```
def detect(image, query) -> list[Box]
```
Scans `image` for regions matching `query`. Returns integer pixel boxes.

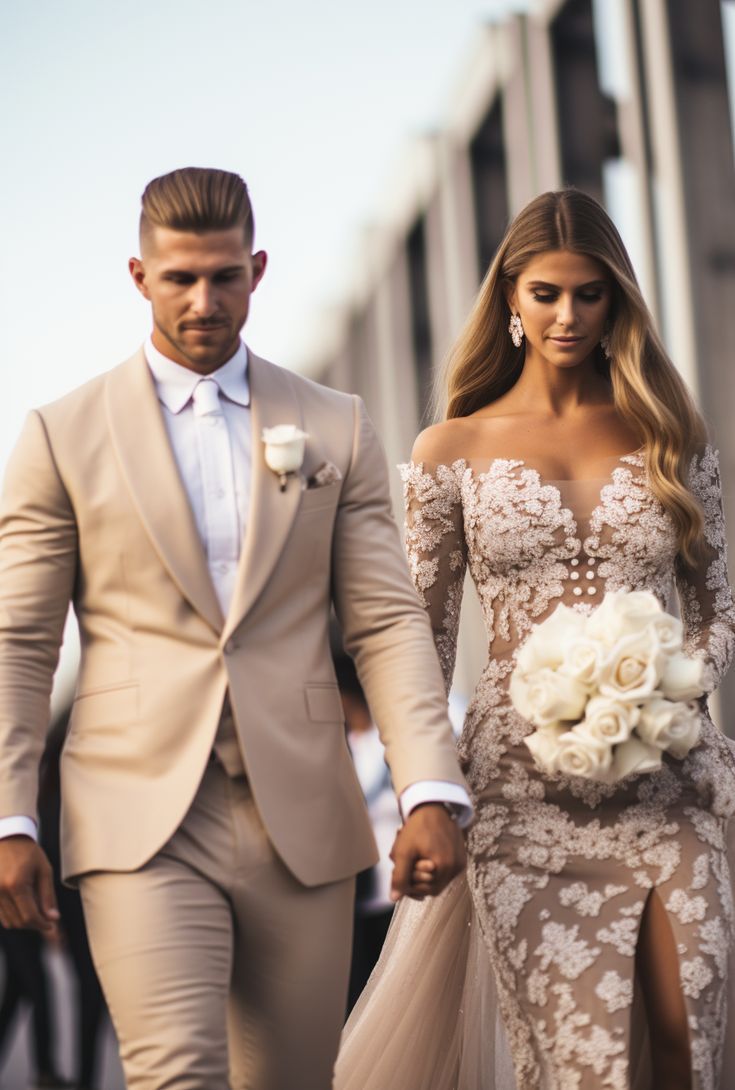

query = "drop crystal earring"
[600,328,612,360]
[509,313,524,348]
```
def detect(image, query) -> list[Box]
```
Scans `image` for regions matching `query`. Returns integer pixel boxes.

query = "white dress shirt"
[147,336,252,613]
[0,338,472,840]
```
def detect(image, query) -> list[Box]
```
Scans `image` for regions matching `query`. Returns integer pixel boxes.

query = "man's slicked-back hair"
[140,167,254,250]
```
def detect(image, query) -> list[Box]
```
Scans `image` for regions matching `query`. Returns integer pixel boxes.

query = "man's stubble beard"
[155,317,241,373]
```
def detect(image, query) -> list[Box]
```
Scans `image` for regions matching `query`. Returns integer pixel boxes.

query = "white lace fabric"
[336,446,735,1090]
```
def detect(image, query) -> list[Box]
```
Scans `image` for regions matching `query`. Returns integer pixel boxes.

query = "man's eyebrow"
[160,263,246,276]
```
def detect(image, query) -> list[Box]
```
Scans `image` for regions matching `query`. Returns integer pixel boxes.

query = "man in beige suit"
[0,168,471,1090]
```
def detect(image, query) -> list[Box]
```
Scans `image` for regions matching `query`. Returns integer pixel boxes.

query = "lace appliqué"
[401,449,735,1089]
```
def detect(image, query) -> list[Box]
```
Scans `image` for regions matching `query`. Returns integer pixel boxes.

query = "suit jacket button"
[224,638,239,654]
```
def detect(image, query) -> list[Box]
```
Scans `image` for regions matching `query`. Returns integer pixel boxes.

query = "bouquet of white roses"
[509,590,705,783]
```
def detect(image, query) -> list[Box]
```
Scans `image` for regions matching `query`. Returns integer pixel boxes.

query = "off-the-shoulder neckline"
[401,449,646,485]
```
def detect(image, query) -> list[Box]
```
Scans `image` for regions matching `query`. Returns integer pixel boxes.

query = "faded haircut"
[139,167,254,249]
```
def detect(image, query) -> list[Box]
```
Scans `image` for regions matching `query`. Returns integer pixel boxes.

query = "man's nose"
[190,280,217,316]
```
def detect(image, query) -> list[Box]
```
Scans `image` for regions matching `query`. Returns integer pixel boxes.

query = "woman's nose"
[556,294,577,327]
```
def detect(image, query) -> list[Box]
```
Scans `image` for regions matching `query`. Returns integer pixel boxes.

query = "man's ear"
[129,257,151,300]
[251,250,268,292]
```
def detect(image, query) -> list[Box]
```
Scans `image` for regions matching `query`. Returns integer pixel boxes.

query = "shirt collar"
[144,337,250,414]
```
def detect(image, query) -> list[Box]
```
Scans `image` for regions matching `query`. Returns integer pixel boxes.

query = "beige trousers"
[79,762,355,1090]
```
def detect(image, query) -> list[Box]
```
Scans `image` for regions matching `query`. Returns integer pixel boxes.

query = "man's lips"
[182,323,227,332]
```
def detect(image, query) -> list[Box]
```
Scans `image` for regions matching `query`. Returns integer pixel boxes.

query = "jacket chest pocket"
[298,483,340,516]
[283,491,339,580]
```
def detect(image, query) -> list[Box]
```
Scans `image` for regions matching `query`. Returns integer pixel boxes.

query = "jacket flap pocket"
[71,683,139,730]
[305,683,343,723]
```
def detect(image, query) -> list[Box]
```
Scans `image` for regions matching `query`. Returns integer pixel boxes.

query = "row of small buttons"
[571,556,598,596]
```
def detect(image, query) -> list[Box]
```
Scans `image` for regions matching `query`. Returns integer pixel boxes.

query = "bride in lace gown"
[334,190,735,1090]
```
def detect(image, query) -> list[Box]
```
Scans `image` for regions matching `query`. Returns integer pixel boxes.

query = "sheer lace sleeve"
[400,462,467,693]
[675,446,735,693]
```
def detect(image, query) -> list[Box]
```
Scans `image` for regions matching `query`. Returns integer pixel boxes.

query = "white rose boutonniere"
[262,425,309,491]
[510,590,706,784]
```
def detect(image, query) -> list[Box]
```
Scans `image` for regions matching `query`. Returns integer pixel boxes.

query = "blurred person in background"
[38,709,107,1090]
[333,649,400,1012]
[0,924,70,1089]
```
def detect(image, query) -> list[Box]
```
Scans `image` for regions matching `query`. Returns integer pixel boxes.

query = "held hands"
[0,836,60,936]
[389,802,466,902]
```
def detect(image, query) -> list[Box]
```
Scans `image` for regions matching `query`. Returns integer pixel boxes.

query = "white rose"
[637,697,701,759]
[581,696,638,746]
[647,614,683,654]
[587,590,662,646]
[509,667,588,728]
[554,727,613,781]
[262,425,309,475]
[559,637,604,689]
[610,736,662,780]
[524,724,566,774]
[659,653,706,702]
[598,628,665,703]
[515,604,587,674]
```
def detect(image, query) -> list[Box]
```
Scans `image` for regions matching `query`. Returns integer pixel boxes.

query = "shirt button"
[217,561,231,575]
[213,488,226,499]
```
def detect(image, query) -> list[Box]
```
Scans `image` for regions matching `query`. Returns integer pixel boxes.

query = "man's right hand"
[389,803,466,902]
[0,836,59,934]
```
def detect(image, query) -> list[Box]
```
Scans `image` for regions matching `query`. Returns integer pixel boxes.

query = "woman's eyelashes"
[530,291,605,304]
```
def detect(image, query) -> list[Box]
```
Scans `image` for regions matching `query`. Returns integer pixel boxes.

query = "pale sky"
[0,0,530,471]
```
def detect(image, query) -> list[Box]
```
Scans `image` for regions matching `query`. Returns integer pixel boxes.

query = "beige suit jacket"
[0,349,467,885]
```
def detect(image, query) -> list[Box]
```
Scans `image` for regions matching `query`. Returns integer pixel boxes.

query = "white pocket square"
[307,462,342,489]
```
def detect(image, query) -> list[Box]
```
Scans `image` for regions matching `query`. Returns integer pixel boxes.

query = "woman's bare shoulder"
[410,418,485,466]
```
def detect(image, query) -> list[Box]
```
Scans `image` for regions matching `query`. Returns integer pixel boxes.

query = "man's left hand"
[389,803,466,902]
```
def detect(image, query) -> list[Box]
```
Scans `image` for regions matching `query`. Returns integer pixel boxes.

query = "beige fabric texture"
[0,348,467,886]
[80,762,355,1090]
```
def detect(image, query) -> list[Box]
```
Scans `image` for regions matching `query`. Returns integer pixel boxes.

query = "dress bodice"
[400,446,735,699]
[336,448,735,1090]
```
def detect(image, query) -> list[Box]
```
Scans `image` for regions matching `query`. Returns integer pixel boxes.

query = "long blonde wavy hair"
[443,189,707,565]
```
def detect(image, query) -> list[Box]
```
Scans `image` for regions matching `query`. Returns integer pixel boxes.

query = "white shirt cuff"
[399,781,474,828]
[0,816,38,841]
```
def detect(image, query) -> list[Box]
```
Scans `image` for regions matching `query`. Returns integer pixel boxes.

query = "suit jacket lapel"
[222,353,304,641]
[105,350,224,633]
